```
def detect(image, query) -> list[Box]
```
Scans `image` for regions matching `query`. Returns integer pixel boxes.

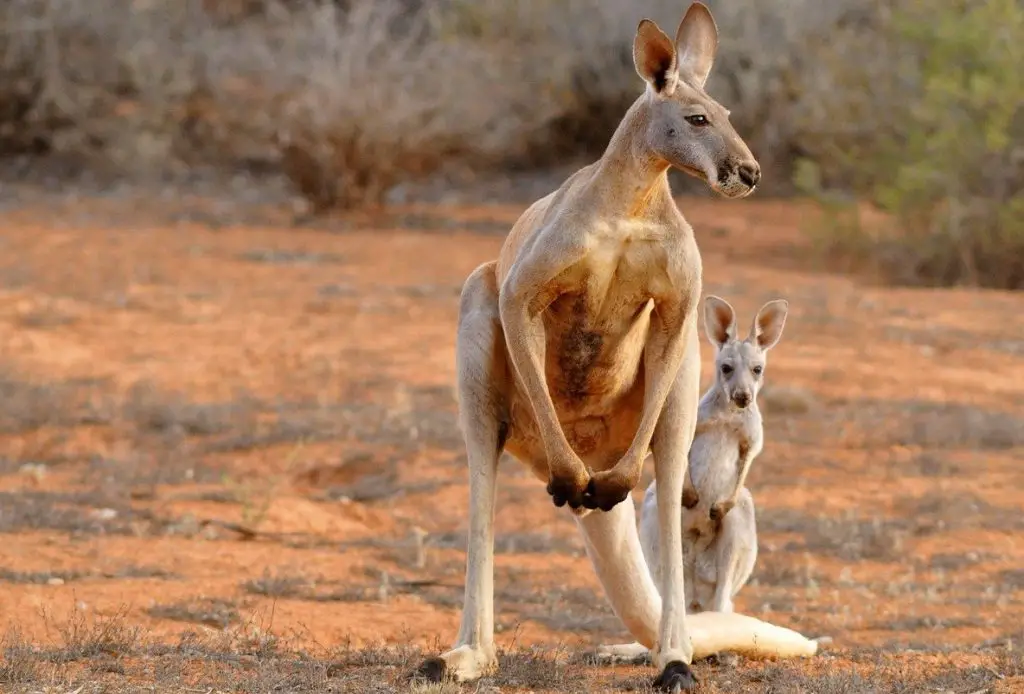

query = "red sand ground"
[0,196,1021,692]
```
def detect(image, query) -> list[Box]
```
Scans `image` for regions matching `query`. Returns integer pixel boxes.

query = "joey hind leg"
[418,263,507,683]
[711,488,757,614]
[702,491,756,670]
[593,642,652,665]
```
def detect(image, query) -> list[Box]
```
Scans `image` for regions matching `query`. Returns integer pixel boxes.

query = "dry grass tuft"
[148,597,241,629]
[0,630,37,684]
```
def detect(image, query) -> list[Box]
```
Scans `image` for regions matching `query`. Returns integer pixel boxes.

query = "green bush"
[800,0,1024,289]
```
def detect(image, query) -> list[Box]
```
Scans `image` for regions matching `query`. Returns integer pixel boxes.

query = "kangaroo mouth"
[712,166,757,199]
[677,164,707,182]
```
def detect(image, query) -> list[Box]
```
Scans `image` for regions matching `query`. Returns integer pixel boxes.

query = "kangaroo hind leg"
[418,262,508,683]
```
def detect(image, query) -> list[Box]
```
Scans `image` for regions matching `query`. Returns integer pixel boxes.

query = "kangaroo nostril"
[738,163,760,188]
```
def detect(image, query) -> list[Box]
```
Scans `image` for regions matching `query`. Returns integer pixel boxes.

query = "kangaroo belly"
[505,386,645,481]
[688,431,741,504]
[503,280,656,479]
[503,297,651,478]
[544,293,652,411]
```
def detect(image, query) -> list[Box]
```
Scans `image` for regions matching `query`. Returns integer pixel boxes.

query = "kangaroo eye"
[685,114,709,126]
[752,365,763,376]
[721,364,733,375]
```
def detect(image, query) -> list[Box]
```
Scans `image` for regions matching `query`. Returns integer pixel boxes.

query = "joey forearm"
[730,436,760,501]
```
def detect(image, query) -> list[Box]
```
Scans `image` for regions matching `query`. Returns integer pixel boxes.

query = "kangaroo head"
[632,2,759,198]
[704,296,789,410]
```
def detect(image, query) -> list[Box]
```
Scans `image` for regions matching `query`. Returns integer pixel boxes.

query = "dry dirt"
[0,191,1022,693]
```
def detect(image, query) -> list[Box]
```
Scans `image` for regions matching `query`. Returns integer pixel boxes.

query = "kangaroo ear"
[634,19,678,94]
[704,295,736,348]
[750,299,789,350]
[674,2,719,88]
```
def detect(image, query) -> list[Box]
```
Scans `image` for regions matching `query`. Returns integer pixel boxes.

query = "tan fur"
[418,4,816,689]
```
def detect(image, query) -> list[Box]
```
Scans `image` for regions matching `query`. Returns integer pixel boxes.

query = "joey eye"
[721,364,734,375]
[752,365,764,376]
[685,114,709,127]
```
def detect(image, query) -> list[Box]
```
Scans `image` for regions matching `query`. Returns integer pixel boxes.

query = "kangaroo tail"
[574,497,822,661]
[688,611,822,659]
[595,614,823,664]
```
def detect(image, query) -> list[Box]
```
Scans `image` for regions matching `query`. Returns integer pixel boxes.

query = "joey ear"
[633,19,677,93]
[750,299,789,350]
[674,2,719,88]
[703,295,736,348]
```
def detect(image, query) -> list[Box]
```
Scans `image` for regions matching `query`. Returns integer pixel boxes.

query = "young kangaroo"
[597,295,790,667]
[644,295,789,614]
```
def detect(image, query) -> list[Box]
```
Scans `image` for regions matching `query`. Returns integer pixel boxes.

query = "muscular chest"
[539,230,694,405]
[581,234,674,311]
[547,226,691,318]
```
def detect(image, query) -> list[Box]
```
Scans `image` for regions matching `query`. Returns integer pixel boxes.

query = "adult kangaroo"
[418,3,819,689]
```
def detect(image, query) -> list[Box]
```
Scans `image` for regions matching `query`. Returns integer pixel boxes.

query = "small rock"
[19,463,48,484]
[90,508,119,521]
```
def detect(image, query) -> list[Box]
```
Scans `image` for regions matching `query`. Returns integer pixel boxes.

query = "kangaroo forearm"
[731,439,758,500]
[732,456,754,498]
[628,331,689,460]
[502,309,575,462]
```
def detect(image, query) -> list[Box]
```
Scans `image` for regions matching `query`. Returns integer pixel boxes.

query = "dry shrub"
[199,0,560,211]
[0,0,883,206]
[0,0,214,172]
[437,0,652,163]
[11,0,1016,235]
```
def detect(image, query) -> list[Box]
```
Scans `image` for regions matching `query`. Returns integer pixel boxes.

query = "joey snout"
[731,390,752,409]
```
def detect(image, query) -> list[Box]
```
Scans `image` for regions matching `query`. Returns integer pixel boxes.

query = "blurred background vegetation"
[0,0,1020,288]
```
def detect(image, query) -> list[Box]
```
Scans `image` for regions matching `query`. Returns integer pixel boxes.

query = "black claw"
[415,657,447,683]
[599,499,618,512]
[682,488,699,509]
[652,660,698,692]
[709,502,733,523]
[547,481,568,507]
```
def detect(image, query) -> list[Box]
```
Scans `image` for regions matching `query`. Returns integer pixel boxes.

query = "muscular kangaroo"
[417,4,819,690]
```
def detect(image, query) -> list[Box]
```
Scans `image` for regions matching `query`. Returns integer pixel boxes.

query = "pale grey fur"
[597,295,789,666]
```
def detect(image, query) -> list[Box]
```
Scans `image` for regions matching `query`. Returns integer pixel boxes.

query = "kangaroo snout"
[713,157,761,198]
[737,162,760,189]
[732,391,752,409]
